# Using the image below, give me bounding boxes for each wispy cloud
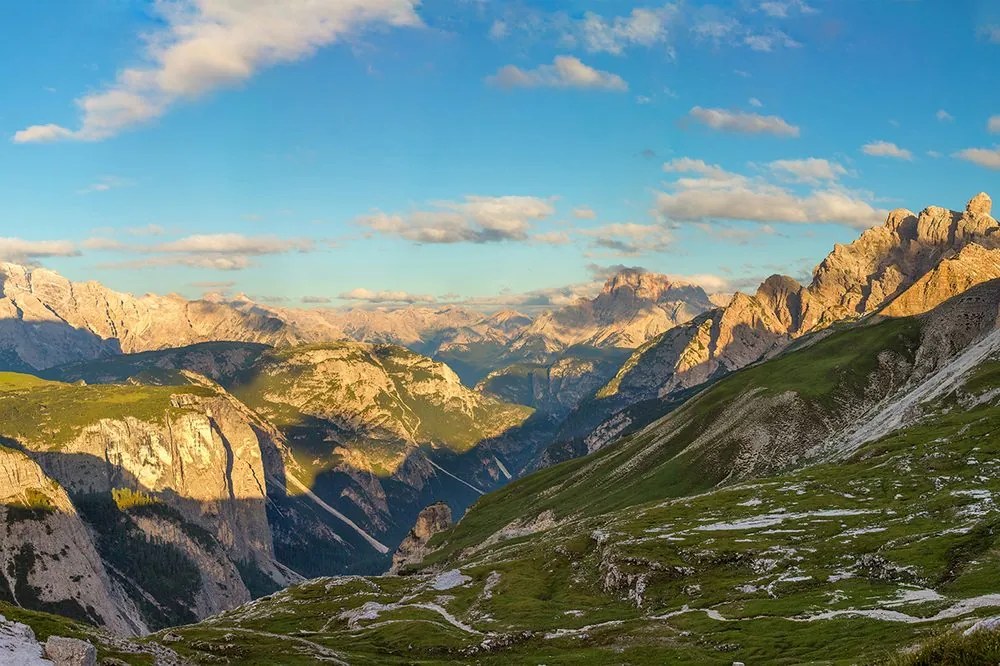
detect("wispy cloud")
[357,195,556,243]
[340,288,436,304]
[936,109,954,122]
[861,141,913,160]
[13,0,422,143]
[78,175,130,194]
[581,222,673,256]
[954,147,1000,170]
[487,56,628,91]
[978,25,1000,43]
[768,158,847,183]
[573,207,597,219]
[758,1,817,19]
[687,106,800,137]
[989,115,1000,133]
[580,6,677,55]
[656,157,887,229]
[0,238,79,263]
[93,233,316,271]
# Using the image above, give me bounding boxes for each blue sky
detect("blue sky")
[1,0,999,309]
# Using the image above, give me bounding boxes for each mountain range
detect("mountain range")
[2,194,1000,664]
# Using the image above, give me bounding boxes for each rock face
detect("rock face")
[0,446,133,634]
[508,269,715,357]
[390,502,452,573]
[598,194,1000,409]
[0,377,295,634]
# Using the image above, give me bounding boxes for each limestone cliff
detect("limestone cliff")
[0,376,294,633]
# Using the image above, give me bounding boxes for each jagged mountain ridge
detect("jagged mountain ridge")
[508,269,716,357]
[593,193,1000,423]
[0,263,533,377]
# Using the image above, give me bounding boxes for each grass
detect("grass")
[886,625,1000,665]
[0,371,216,448]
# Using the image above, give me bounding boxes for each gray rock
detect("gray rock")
[43,636,96,666]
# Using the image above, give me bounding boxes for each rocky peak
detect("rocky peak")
[967,192,992,217]
[600,269,675,302]
[755,275,807,333]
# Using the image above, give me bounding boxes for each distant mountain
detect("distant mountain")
[0,263,532,380]
[508,269,716,358]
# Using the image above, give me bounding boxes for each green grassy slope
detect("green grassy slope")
[140,358,1000,664]
[0,371,216,448]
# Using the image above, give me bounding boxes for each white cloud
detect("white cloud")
[152,233,313,255]
[13,124,75,144]
[759,1,816,18]
[687,106,800,137]
[749,97,763,108]
[340,288,436,304]
[489,20,509,40]
[101,255,254,271]
[955,147,1000,170]
[663,157,730,179]
[582,222,673,255]
[301,295,333,304]
[126,224,166,236]
[573,207,597,219]
[487,56,628,91]
[989,115,1000,133]
[862,141,913,160]
[94,233,315,271]
[768,158,847,183]
[744,30,801,52]
[78,175,129,194]
[667,272,731,292]
[655,158,888,229]
[0,238,79,263]
[580,5,677,55]
[13,0,422,143]
[357,195,556,244]
[936,109,954,122]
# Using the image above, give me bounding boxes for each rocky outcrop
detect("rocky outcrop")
[390,502,452,573]
[0,263,312,370]
[477,348,629,417]
[44,636,96,666]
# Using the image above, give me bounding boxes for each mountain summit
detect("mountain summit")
[509,269,715,355]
